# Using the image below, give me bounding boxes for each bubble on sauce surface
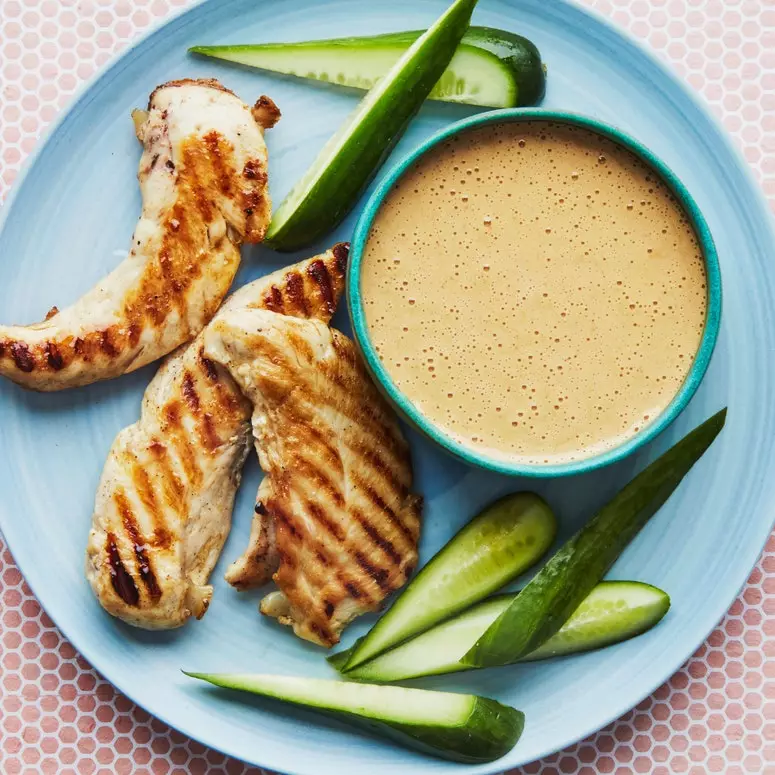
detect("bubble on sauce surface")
[360,120,707,464]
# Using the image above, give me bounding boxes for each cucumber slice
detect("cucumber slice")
[262,0,480,252]
[463,409,727,668]
[459,27,546,106]
[190,42,514,108]
[184,672,524,763]
[524,581,670,661]
[342,492,557,672]
[190,26,546,108]
[329,582,669,682]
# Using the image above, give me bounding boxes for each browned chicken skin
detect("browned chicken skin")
[203,308,422,647]
[0,79,277,391]
[85,246,348,629]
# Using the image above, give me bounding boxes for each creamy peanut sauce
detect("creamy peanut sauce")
[361,121,707,464]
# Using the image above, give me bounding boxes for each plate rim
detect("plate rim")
[0,0,774,772]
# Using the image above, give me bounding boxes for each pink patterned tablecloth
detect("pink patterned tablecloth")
[1,1,775,773]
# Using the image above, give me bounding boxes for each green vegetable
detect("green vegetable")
[262,0,480,251]
[463,409,726,668]
[457,27,546,106]
[184,672,524,763]
[190,26,545,108]
[329,581,670,682]
[342,492,557,672]
[523,581,669,660]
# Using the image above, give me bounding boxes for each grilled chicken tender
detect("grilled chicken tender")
[0,78,278,392]
[85,245,348,629]
[203,310,422,647]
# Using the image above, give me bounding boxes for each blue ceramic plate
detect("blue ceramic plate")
[0,1,773,773]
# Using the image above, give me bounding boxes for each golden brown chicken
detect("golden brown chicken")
[85,245,348,629]
[0,78,278,391]
[203,307,422,647]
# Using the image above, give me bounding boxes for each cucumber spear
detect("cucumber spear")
[342,492,556,672]
[463,409,726,668]
[190,27,546,109]
[329,581,671,682]
[264,0,479,251]
[184,672,524,763]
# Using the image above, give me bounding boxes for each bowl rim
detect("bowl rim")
[347,108,722,478]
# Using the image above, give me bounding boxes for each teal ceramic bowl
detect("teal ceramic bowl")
[348,109,722,477]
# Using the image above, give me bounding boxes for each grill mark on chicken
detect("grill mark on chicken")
[196,412,215,451]
[285,272,308,317]
[349,469,417,545]
[113,489,162,602]
[281,506,383,610]
[352,440,412,492]
[293,455,345,504]
[295,423,346,479]
[164,402,203,488]
[291,451,409,570]
[203,308,421,646]
[241,184,268,222]
[353,551,392,592]
[279,529,348,592]
[211,376,247,416]
[264,285,285,313]
[128,323,141,348]
[10,342,34,372]
[130,458,161,524]
[285,330,317,366]
[127,138,218,329]
[350,509,403,565]
[87,249,347,629]
[148,440,186,513]
[106,533,140,606]
[272,504,301,540]
[0,79,272,392]
[6,132,236,381]
[100,329,118,357]
[305,500,346,542]
[44,342,64,370]
[230,333,406,456]
[203,131,233,197]
[151,528,173,551]
[243,159,267,182]
[306,260,335,316]
[332,241,350,272]
[199,353,219,381]
[181,371,200,411]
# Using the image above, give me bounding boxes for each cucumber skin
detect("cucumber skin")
[366,27,545,106]
[361,697,524,764]
[520,581,670,661]
[462,27,546,106]
[264,0,479,252]
[342,492,557,672]
[329,581,670,682]
[463,410,726,668]
[184,672,524,763]
[190,26,545,108]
